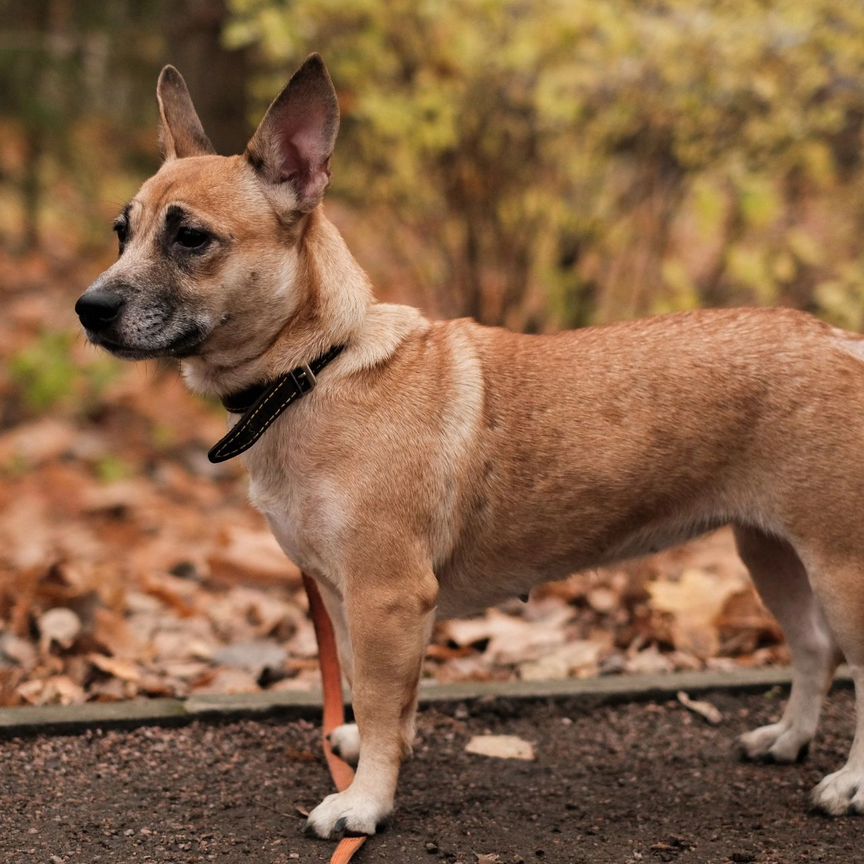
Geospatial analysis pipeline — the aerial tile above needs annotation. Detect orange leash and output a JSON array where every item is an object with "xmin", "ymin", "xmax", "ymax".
[{"xmin": 303, "ymin": 573, "xmax": 367, "ymax": 864}]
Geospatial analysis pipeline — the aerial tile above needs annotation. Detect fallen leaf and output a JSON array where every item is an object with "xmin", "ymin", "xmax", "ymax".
[
  {"xmin": 648, "ymin": 568, "xmax": 745, "ymax": 658},
  {"xmin": 190, "ymin": 667, "xmax": 260, "ymax": 695},
  {"xmin": 586, "ymin": 586, "xmax": 618, "ymax": 614},
  {"xmin": 0, "ymin": 668, "xmax": 25, "ymax": 706},
  {"xmin": 157, "ymin": 660, "xmax": 212, "ymax": 680},
  {"xmin": 717, "ymin": 587, "xmax": 783, "ymax": 650},
  {"xmin": 17, "ymin": 674, "xmax": 85, "ymax": 706},
  {"xmin": 0, "ymin": 633, "xmax": 37, "ymax": 669},
  {"xmin": 37, "ymin": 607, "xmax": 81, "ymax": 651},
  {"xmin": 0, "ymin": 418, "xmax": 76, "ymax": 467},
  {"xmin": 625, "ymin": 645, "xmax": 673, "ymax": 675},
  {"xmin": 518, "ymin": 640, "xmax": 601, "ymax": 681},
  {"xmin": 208, "ymin": 527, "xmax": 300, "ymax": 586},
  {"xmin": 677, "ymin": 690, "xmax": 723, "ymax": 725},
  {"xmin": 88, "ymin": 654, "xmax": 142, "ymax": 683},
  {"xmin": 213, "ymin": 640, "xmax": 287, "ymax": 676},
  {"xmin": 443, "ymin": 607, "xmax": 571, "ymax": 665},
  {"xmin": 465, "ymin": 735, "xmax": 535, "ymax": 761},
  {"xmin": 88, "ymin": 677, "xmax": 132, "ymax": 702},
  {"xmin": 92, "ymin": 608, "xmax": 141, "ymax": 658}
]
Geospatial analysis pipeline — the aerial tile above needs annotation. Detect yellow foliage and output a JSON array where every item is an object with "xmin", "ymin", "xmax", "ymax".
[{"xmin": 226, "ymin": 0, "xmax": 864, "ymax": 328}]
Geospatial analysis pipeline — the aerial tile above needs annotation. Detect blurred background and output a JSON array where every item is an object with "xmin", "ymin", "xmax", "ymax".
[{"xmin": 0, "ymin": 0, "xmax": 861, "ymax": 707}]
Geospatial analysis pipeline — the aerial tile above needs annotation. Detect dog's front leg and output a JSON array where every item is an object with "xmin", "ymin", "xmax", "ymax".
[{"xmin": 305, "ymin": 562, "xmax": 438, "ymax": 838}]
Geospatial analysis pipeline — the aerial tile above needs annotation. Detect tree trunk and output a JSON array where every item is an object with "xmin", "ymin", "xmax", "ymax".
[
  {"xmin": 164, "ymin": 0, "xmax": 250, "ymax": 155},
  {"xmin": 20, "ymin": 127, "xmax": 43, "ymax": 251}
]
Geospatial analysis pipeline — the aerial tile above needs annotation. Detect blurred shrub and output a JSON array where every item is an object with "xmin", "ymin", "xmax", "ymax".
[
  {"xmin": 0, "ymin": 2, "xmax": 167, "ymax": 253},
  {"xmin": 227, "ymin": 0, "xmax": 864, "ymax": 329},
  {"xmin": 9, "ymin": 331, "xmax": 120, "ymax": 414}
]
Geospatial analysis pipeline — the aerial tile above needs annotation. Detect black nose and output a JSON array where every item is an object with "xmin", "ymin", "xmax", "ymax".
[{"xmin": 75, "ymin": 290, "xmax": 125, "ymax": 332}]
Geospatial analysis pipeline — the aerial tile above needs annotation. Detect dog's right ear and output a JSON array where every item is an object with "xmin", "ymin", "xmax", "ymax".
[
  {"xmin": 245, "ymin": 54, "xmax": 340, "ymax": 213},
  {"xmin": 157, "ymin": 66, "xmax": 215, "ymax": 160}
]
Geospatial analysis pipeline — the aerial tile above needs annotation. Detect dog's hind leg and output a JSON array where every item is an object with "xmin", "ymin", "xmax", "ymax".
[
  {"xmin": 800, "ymin": 552, "xmax": 864, "ymax": 815},
  {"xmin": 734, "ymin": 526, "xmax": 840, "ymax": 763}
]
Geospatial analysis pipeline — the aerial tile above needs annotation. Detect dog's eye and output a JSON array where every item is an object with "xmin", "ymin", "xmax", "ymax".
[
  {"xmin": 175, "ymin": 227, "xmax": 210, "ymax": 250},
  {"xmin": 113, "ymin": 220, "xmax": 128, "ymax": 254}
]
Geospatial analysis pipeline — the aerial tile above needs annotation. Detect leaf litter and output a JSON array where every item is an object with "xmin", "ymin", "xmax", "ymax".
[{"xmin": 0, "ymin": 253, "xmax": 789, "ymax": 706}]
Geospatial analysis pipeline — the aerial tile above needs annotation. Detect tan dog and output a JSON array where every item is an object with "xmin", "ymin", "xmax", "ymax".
[{"xmin": 76, "ymin": 55, "xmax": 864, "ymax": 837}]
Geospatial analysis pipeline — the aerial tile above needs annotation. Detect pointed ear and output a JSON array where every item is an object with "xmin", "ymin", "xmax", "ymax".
[
  {"xmin": 156, "ymin": 65, "xmax": 215, "ymax": 160},
  {"xmin": 245, "ymin": 53, "xmax": 340, "ymax": 212}
]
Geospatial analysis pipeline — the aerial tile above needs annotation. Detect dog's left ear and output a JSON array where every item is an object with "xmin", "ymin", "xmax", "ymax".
[
  {"xmin": 245, "ymin": 53, "xmax": 340, "ymax": 213},
  {"xmin": 157, "ymin": 66, "xmax": 215, "ymax": 160}
]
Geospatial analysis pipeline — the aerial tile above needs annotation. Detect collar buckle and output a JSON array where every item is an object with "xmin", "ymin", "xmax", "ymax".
[{"xmin": 292, "ymin": 362, "xmax": 317, "ymax": 393}]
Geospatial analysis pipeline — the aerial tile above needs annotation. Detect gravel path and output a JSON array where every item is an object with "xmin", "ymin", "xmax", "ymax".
[{"xmin": 0, "ymin": 687, "xmax": 859, "ymax": 863}]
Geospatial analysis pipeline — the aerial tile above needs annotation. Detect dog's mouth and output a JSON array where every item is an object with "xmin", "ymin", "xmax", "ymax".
[{"xmin": 90, "ymin": 325, "xmax": 208, "ymax": 361}]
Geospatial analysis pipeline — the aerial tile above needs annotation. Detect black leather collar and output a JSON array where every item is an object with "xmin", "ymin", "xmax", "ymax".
[{"xmin": 207, "ymin": 345, "xmax": 344, "ymax": 463}]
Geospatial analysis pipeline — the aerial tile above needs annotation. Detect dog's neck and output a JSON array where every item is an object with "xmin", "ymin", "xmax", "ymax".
[{"xmin": 181, "ymin": 208, "xmax": 372, "ymax": 397}]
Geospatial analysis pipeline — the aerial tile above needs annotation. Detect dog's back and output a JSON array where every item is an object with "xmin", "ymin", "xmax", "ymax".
[{"xmin": 368, "ymin": 307, "xmax": 862, "ymax": 612}]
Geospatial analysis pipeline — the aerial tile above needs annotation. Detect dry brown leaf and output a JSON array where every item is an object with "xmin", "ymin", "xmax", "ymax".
[
  {"xmin": 37, "ymin": 607, "xmax": 81, "ymax": 651},
  {"xmin": 213, "ymin": 640, "xmax": 287, "ymax": 675},
  {"xmin": 0, "ymin": 418, "xmax": 77, "ymax": 467},
  {"xmin": 150, "ymin": 626, "xmax": 216, "ymax": 663},
  {"xmin": 157, "ymin": 660, "xmax": 212, "ymax": 680},
  {"xmin": 284, "ymin": 618, "xmax": 319, "ymax": 659},
  {"xmin": 17, "ymin": 674, "xmax": 86, "ymax": 706},
  {"xmin": 625, "ymin": 645, "xmax": 673, "ymax": 675},
  {"xmin": 141, "ymin": 573, "xmax": 198, "ymax": 617},
  {"xmin": 190, "ymin": 667, "xmax": 260, "ymax": 695},
  {"xmin": 88, "ymin": 653, "xmax": 142, "ymax": 683},
  {"xmin": 717, "ymin": 587, "xmax": 783, "ymax": 646},
  {"xmin": 648, "ymin": 568, "xmax": 745, "ymax": 658},
  {"xmin": 518, "ymin": 640, "xmax": 602, "ymax": 681},
  {"xmin": 429, "ymin": 654, "xmax": 496, "ymax": 683},
  {"xmin": 465, "ymin": 735, "xmax": 535, "ymax": 761},
  {"xmin": 92, "ymin": 608, "xmax": 141, "ymax": 658},
  {"xmin": 677, "ymin": 690, "xmax": 723, "ymax": 725},
  {"xmin": 208, "ymin": 526, "xmax": 300, "ymax": 586},
  {"xmin": 443, "ymin": 607, "xmax": 571, "ymax": 665},
  {"xmin": 0, "ymin": 633, "xmax": 37, "ymax": 669},
  {"xmin": 0, "ymin": 668, "xmax": 25, "ymax": 706},
  {"xmin": 88, "ymin": 677, "xmax": 132, "ymax": 702},
  {"xmin": 586, "ymin": 586, "xmax": 618, "ymax": 614},
  {"xmin": 425, "ymin": 643, "xmax": 477, "ymax": 661}
]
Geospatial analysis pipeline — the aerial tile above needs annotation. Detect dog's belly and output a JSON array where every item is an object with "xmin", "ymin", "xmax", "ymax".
[{"xmin": 435, "ymin": 513, "xmax": 727, "ymax": 619}]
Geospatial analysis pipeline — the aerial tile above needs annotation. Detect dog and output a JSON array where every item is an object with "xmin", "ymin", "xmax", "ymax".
[{"xmin": 75, "ymin": 54, "xmax": 864, "ymax": 837}]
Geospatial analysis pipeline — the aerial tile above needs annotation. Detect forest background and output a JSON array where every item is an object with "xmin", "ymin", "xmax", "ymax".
[{"xmin": 0, "ymin": 0, "xmax": 862, "ymax": 706}]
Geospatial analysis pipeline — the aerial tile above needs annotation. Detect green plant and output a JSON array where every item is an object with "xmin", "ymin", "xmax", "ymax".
[{"xmin": 9, "ymin": 330, "xmax": 122, "ymax": 414}]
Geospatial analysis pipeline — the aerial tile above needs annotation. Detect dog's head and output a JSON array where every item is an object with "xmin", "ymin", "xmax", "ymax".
[{"xmin": 76, "ymin": 55, "xmax": 340, "ymax": 366}]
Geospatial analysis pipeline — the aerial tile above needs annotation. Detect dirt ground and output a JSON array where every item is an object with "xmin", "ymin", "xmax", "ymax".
[{"xmin": 0, "ymin": 687, "xmax": 859, "ymax": 864}]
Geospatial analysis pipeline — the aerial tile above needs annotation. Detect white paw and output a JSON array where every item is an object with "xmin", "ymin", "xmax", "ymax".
[
  {"xmin": 328, "ymin": 723, "xmax": 361, "ymax": 766},
  {"xmin": 812, "ymin": 766, "xmax": 864, "ymax": 816},
  {"xmin": 304, "ymin": 787, "xmax": 391, "ymax": 839},
  {"xmin": 737, "ymin": 722, "xmax": 810, "ymax": 763}
]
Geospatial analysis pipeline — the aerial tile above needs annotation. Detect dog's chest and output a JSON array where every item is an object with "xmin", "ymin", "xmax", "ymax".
[{"xmin": 245, "ymin": 451, "xmax": 349, "ymax": 584}]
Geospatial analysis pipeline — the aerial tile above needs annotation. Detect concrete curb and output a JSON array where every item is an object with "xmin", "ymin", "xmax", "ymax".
[{"xmin": 0, "ymin": 666, "xmax": 851, "ymax": 738}]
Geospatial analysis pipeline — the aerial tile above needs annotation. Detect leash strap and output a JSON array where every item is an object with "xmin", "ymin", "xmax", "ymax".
[
  {"xmin": 303, "ymin": 573, "xmax": 367, "ymax": 864},
  {"xmin": 208, "ymin": 345, "xmax": 344, "ymax": 463}
]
